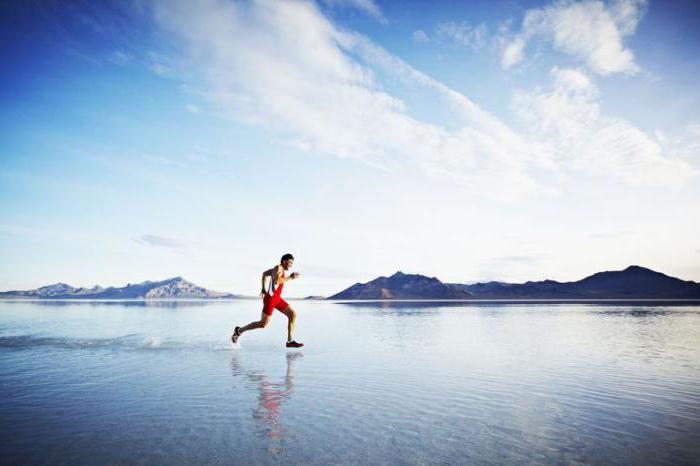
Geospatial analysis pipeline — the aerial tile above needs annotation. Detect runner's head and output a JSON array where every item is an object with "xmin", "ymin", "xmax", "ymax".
[{"xmin": 280, "ymin": 253, "xmax": 294, "ymax": 270}]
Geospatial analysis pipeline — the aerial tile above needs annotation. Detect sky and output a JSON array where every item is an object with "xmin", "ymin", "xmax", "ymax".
[{"xmin": 1, "ymin": 0, "xmax": 699, "ymax": 297}]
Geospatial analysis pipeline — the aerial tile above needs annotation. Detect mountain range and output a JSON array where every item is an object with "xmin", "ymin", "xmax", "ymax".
[
  {"xmin": 2, "ymin": 265, "xmax": 699, "ymax": 300},
  {"xmin": 0, "ymin": 277, "xmax": 239, "ymax": 299},
  {"xmin": 328, "ymin": 266, "xmax": 700, "ymax": 300}
]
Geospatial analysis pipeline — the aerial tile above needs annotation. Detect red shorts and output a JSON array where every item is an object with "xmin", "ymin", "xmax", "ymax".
[{"xmin": 262, "ymin": 292, "xmax": 289, "ymax": 316}]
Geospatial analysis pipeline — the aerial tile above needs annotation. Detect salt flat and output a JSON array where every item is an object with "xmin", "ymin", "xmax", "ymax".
[{"xmin": 1, "ymin": 300, "xmax": 698, "ymax": 465}]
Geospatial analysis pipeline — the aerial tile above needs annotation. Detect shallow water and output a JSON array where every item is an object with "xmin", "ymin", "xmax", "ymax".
[{"xmin": 1, "ymin": 300, "xmax": 699, "ymax": 465}]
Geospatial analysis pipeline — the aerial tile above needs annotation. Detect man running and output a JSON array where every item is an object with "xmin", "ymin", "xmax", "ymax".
[{"xmin": 231, "ymin": 253, "xmax": 304, "ymax": 348}]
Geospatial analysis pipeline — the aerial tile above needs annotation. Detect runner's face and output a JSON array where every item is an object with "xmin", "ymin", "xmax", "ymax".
[{"xmin": 281, "ymin": 259, "xmax": 294, "ymax": 270}]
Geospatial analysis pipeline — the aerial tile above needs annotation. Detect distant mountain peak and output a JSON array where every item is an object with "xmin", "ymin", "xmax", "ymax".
[
  {"xmin": 37, "ymin": 283, "xmax": 75, "ymax": 292},
  {"xmin": 583, "ymin": 265, "xmax": 667, "ymax": 283},
  {"xmin": 389, "ymin": 271, "xmax": 438, "ymax": 281},
  {"xmin": 622, "ymin": 265, "xmax": 654, "ymax": 273},
  {"xmin": 330, "ymin": 271, "xmax": 471, "ymax": 299},
  {"xmin": 0, "ymin": 277, "xmax": 239, "ymax": 299}
]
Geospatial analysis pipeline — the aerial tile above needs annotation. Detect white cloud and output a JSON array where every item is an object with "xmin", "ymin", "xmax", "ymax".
[
  {"xmin": 512, "ymin": 67, "xmax": 698, "ymax": 187},
  {"xmin": 609, "ymin": 0, "xmax": 647, "ymax": 35},
  {"xmin": 502, "ymin": 37, "xmax": 525, "ymax": 69},
  {"xmin": 435, "ymin": 21, "xmax": 488, "ymax": 49},
  {"xmin": 502, "ymin": 0, "xmax": 647, "ymax": 75},
  {"xmin": 658, "ymin": 122, "xmax": 700, "ymax": 166},
  {"xmin": 412, "ymin": 29, "xmax": 429, "ymax": 43},
  {"xmin": 150, "ymin": 0, "xmax": 693, "ymax": 200},
  {"xmin": 414, "ymin": 21, "xmax": 489, "ymax": 50},
  {"xmin": 152, "ymin": 0, "xmax": 558, "ymax": 202}
]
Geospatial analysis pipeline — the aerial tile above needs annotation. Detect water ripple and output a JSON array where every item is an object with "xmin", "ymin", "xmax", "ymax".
[{"xmin": 0, "ymin": 334, "xmax": 232, "ymax": 351}]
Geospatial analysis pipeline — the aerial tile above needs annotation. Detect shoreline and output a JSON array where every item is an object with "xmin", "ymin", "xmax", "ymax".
[{"xmin": 1, "ymin": 298, "xmax": 700, "ymax": 304}]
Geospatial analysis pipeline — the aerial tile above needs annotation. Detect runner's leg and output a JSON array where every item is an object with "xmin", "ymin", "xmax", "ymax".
[
  {"xmin": 278, "ymin": 305, "xmax": 296, "ymax": 342},
  {"xmin": 240, "ymin": 310, "xmax": 272, "ymax": 334},
  {"xmin": 238, "ymin": 293, "xmax": 276, "ymax": 335}
]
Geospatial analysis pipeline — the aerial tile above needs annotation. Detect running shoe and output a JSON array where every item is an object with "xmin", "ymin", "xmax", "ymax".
[
  {"xmin": 286, "ymin": 340, "xmax": 304, "ymax": 348},
  {"xmin": 231, "ymin": 327, "xmax": 241, "ymax": 344}
]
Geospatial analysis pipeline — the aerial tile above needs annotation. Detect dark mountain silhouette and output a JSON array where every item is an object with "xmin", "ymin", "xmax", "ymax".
[
  {"xmin": 329, "ymin": 271, "xmax": 472, "ymax": 299},
  {"xmin": 329, "ymin": 266, "xmax": 700, "ymax": 300},
  {"xmin": 0, "ymin": 277, "xmax": 240, "ymax": 299}
]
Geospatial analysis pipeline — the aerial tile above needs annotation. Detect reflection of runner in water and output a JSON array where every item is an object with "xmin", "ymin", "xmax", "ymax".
[
  {"xmin": 253, "ymin": 353, "xmax": 301, "ymax": 441},
  {"xmin": 230, "ymin": 353, "xmax": 302, "ymax": 446},
  {"xmin": 232, "ymin": 254, "xmax": 303, "ymax": 348}
]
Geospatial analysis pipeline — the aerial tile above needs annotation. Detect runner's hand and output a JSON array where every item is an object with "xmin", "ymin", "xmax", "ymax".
[
  {"xmin": 260, "ymin": 288, "xmax": 266, "ymax": 298},
  {"xmin": 291, "ymin": 272, "xmax": 301, "ymax": 279}
]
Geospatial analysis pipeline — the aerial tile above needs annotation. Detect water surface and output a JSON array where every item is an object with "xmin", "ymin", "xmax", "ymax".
[{"xmin": 1, "ymin": 300, "xmax": 698, "ymax": 465}]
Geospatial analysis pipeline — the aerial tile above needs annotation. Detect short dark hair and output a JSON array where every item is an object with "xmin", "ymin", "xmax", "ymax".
[{"xmin": 280, "ymin": 253, "xmax": 294, "ymax": 263}]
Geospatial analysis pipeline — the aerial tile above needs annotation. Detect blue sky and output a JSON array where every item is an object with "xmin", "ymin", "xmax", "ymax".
[{"xmin": 1, "ymin": 0, "xmax": 699, "ymax": 296}]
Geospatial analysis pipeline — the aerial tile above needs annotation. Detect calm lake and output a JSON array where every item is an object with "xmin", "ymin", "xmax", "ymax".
[{"xmin": 1, "ymin": 300, "xmax": 699, "ymax": 465}]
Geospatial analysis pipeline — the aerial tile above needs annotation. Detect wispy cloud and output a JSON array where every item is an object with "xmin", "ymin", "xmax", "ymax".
[
  {"xmin": 185, "ymin": 103, "xmax": 201, "ymax": 114},
  {"xmin": 39, "ymin": 0, "xmax": 157, "ymax": 68},
  {"xmin": 151, "ymin": 0, "xmax": 557, "ymax": 202},
  {"xmin": 502, "ymin": 0, "xmax": 647, "ymax": 75},
  {"xmin": 435, "ymin": 21, "xmax": 488, "ymax": 49},
  {"xmin": 320, "ymin": 0, "xmax": 385, "ymax": 23},
  {"xmin": 412, "ymin": 21, "xmax": 488, "ymax": 50},
  {"xmin": 148, "ymin": 0, "xmax": 695, "ymax": 201},
  {"xmin": 662, "ymin": 122, "xmax": 700, "ymax": 165},
  {"xmin": 149, "ymin": 61, "xmax": 173, "ymax": 77},
  {"xmin": 502, "ymin": 37, "xmax": 526, "ymax": 69},
  {"xmin": 412, "ymin": 29, "xmax": 429, "ymax": 43},
  {"xmin": 134, "ymin": 234, "xmax": 187, "ymax": 249},
  {"xmin": 108, "ymin": 49, "xmax": 133, "ymax": 65},
  {"xmin": 512, "ymin": 67, "xmax": 698, "ymax": 187}
]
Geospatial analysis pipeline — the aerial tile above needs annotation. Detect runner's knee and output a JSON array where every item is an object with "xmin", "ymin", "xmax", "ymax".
[{"xmin": 260, "ymin": 318, "xmax": 270, "ymax": 328}]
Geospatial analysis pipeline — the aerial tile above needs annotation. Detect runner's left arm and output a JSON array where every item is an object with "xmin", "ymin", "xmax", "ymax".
[
  {"xmin": 277, "ymin": 270, "xmax": 300, "ymax": 284},
  {"xmin": 261, "ymin": 267, "xmax": 274, "ymax": 295}
]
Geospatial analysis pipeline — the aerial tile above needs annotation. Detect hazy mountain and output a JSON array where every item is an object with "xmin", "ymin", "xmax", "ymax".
[
  {"xmin": 329, "ymin": 271, "xmax": 472, "ymax": 299},
  {"xmin": 0, "ymin": 277, "xmax": 240, "ymax": 299},
  {"xmin": 330, "ymin": 266, "xmax": 700, "ymax": 300},
  {"xmin": 563, "ymin": 265, "xmax": 700, "ymax": 298}
]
